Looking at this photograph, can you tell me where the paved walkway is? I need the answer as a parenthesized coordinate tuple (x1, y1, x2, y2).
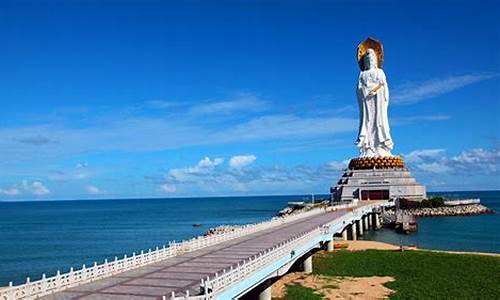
(42, 208, 349, 300)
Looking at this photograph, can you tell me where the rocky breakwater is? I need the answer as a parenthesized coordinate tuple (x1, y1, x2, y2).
(277, 200, 329, 217)
(204, 199, 330, 237)
(204, 224, 246, 236)
(404, 204, 493, 217)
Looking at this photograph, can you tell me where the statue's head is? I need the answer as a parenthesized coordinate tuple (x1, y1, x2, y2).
(364, 48, 377, 70)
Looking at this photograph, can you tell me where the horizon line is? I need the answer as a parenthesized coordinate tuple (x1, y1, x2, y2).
(1, 189, 499, 203)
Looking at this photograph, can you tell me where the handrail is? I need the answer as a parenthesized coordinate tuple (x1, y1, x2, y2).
(0, 202, 355, 300)
(166, 202, 381, 300)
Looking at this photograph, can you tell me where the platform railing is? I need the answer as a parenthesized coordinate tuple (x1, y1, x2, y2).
(0, 202, 356, 300)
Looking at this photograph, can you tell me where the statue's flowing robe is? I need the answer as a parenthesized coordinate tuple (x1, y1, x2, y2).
(356, 67, 393, 157)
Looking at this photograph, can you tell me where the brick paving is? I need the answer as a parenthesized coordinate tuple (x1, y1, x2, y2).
(41, 208, 349, 300)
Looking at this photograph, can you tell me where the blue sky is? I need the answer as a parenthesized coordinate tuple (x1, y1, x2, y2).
(0, 0, 499, 200)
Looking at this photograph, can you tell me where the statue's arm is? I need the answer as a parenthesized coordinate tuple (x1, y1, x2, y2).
(357, 76, 368, 98)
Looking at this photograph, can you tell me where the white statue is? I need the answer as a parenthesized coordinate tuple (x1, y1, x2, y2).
(356, 40, 394, 157)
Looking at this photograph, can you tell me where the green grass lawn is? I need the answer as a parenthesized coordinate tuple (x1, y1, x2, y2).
(312, 250, 500, 299)
(281, 284, 323, 300)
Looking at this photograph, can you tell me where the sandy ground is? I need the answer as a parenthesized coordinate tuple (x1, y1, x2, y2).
(418, 248, 500, 257)
(272, 272, 394, 300)
(337, 240, 401, 251)
(340, 240, 500, 257)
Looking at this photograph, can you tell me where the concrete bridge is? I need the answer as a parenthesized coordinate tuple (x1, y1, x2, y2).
(0, 201, 390, 300)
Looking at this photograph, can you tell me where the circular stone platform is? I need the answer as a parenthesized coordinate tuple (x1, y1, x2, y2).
(348, 156, 405, 170)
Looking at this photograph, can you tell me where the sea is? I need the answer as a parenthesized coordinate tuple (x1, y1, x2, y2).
(0, 191, 498, 286)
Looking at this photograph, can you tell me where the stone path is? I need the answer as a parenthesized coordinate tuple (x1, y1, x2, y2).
(41, 209, 348, 300)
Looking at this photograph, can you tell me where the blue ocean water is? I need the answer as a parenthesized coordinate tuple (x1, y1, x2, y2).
(363, 191, 500, 254)
(0, 191, 498, 286)
(0, 195, 297, 286)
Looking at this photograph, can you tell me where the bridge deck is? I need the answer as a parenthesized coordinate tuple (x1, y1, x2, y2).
(41, 208, 351, 300)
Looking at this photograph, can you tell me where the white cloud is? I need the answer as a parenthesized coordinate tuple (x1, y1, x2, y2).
(404, 149, 446, 164)
(1, 181, 50, 197)
(449, 148, 500, 174)
(392, 73, 496, 105)
(74, 173, 88, 179)
(160, 155, 349, 195)
(76, 162, 88, 169)
(405, 148, 499, 175)
(23, 180, 50, 195)
(214, 115, 356, 142)
(146, 100, 184, 110)
(189, 94, 267, 115)
(160, 183, 176, 193)
(229, 155, 256, 169)
(324, 159, 350, 171)
(197, 157, 224, 169)
(415, 162, 452, 173)
(86, 185, 100, 194)
(0, 187, 20, 196)
(48, 168, 89, 181)
(392, 115, 450, 126)
(156, 147, 499, 196)
(167, 157, 224, 183)
(0, 105, 359, 166)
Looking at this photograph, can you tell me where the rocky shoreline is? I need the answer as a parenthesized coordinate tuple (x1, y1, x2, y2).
(204, 200, 330, 236)
(205, 200, 494, 237)
(204, 224, 246, 236)
(397, 204, 494, 217)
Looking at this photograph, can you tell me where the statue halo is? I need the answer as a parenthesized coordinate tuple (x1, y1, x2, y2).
(357, 37, 384, 70)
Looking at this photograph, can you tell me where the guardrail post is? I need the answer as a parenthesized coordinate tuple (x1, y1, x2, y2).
(82, 264, 87, 280)
(6, 281, 14, 300)
(41, 273, 47, 291)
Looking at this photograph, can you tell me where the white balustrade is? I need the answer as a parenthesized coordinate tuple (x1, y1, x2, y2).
(167, 202, 381, 300)
(0, 202, 358, 300)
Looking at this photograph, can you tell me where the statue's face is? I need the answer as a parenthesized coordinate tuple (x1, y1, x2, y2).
(364, 49, 377, 70)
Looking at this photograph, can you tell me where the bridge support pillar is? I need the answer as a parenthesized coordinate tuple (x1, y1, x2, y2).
(374, 213, 381, 229)
(258, 285, 272, 300)
(367, 213, 372, 229)
(303, 254, 313, 274)
(363, 216, 368, 231)
(326, 237, 334, 252)
(358, 219, 364, 236)
(342, 228, 348, 240)
(351, 222, 357, 241)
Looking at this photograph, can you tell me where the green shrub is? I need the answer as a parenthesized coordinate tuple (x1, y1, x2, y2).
(398, 196, 446, 209)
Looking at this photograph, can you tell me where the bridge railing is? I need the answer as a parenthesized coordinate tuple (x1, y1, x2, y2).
(203, 226, 324, 295)
(0, 202, 355, 300)
(167, 202, 377, 300)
